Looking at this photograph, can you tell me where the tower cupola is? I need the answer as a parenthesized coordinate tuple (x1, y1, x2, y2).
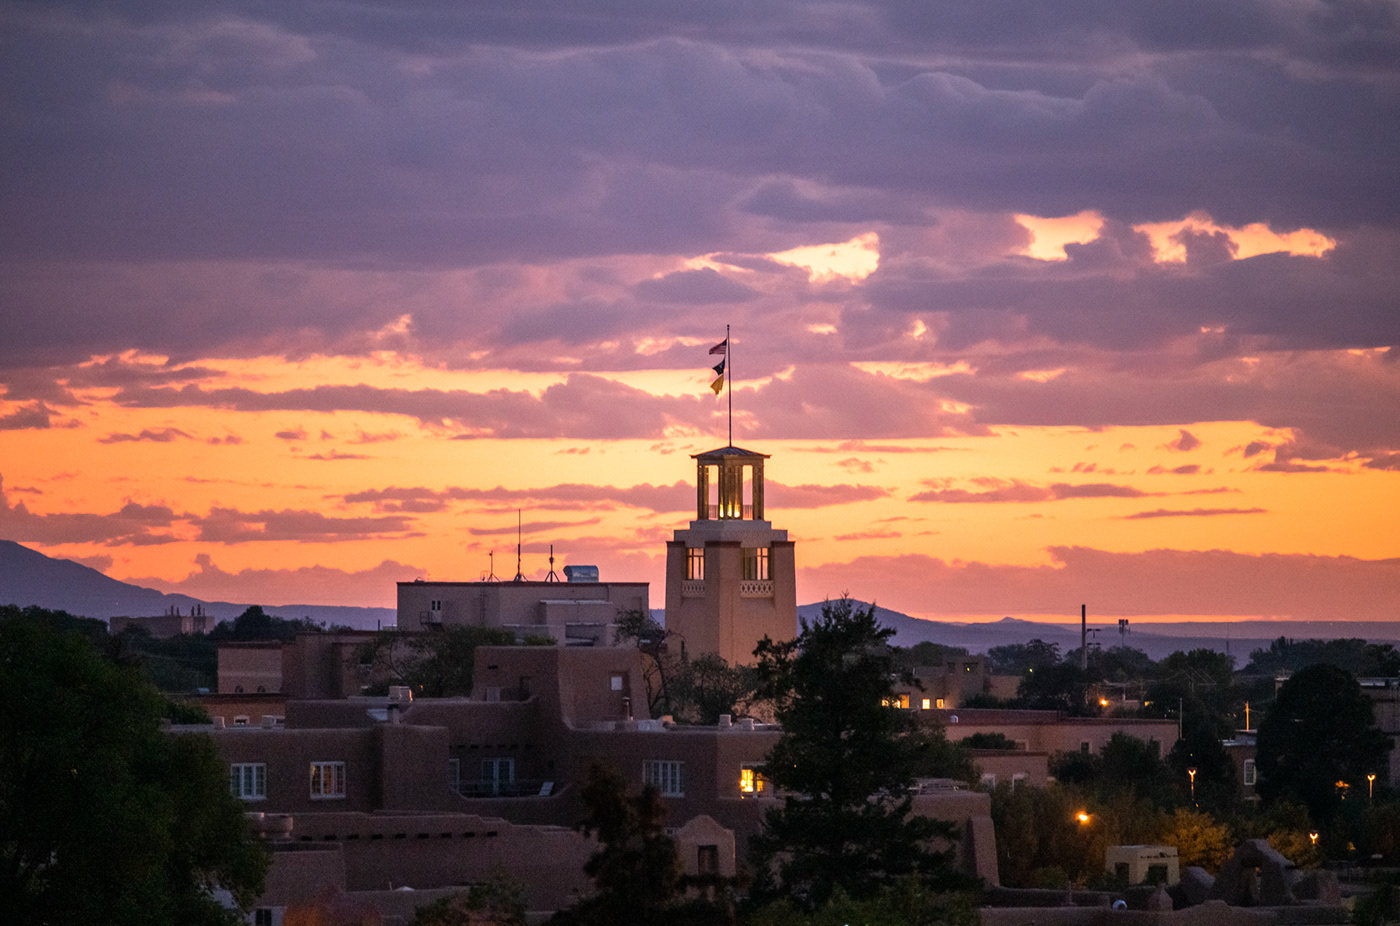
(693, 445, 768, 521)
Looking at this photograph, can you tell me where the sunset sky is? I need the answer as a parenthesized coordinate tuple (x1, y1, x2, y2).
(2, 2, 1399, 624)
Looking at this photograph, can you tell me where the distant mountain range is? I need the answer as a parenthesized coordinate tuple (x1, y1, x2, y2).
(798, 601, 1400, 662)
(0, 539, 395, 630)
(7, 538, 1400, 655)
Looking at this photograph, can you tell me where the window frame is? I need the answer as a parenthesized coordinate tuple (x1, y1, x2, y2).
(229, 762, 267, 801)
(644, 759, 685, 797)
(1243, 758, 1257, 786)
(739, 763, 767, 796)
(740, 546, 770, 581)
(309, 761, 346, 800)
(686, 547, 705, 580)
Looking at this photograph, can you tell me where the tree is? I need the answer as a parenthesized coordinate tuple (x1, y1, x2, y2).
(748, 598, 968, 910)
(986, 639, 1060, 676)
(355, 626, 520, 697)
(410, 874, 528, 926)
(1255, 662, 1392, 823)
(0, 606, 269, 925)
(209, 605, 321, 642)
(549, 764, 730, 926)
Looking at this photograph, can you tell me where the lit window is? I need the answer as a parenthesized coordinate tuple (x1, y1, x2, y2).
(740, 547, 770, 581)
(921, 698, 931, 710)
(229, 763, 266, 801)
(686, 548, 705, 580)
(644, 760, 684, 797)
(233, 715, 249, 726)
(935, 698, 945, 709)
(1243, 760, 1257, 786)
(310, 761, 346, 799)
(610, 674, 624, 692)
(881, 694, 910, 709)
(740, 765, 767, 795)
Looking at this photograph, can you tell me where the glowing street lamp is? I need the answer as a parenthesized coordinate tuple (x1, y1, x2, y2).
(1309, 831, 1319, 847)
(1369, 773, 1377, 803)
(1187, 767, 1197, 803)
(1077, 811, 1091, 824)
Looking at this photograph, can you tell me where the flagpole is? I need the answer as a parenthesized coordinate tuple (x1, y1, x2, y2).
(727, 323, 732, 447)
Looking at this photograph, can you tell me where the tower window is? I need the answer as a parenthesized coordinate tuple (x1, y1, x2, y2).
(741, 547, 769, 581)
(686, 547, 705, 580)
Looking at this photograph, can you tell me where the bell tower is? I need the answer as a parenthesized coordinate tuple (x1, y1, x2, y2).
(664, 445, 797, 665)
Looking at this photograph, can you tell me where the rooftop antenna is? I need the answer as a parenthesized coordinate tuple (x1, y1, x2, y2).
(485, 550, 497, 582)
(512, 511, 525, 582)
(545, 544, 560, 583)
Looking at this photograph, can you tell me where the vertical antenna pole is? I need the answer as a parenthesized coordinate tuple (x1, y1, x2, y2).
(512, 510, 524, 582)
(727, 323, 732, 447)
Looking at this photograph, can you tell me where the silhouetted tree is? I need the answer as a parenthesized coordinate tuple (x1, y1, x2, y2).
(1256, 663, 1392, 822)
(0, 607, 268, 925)
(748, 598, 968, 910)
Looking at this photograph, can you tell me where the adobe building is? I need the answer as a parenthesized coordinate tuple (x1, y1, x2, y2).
(204, 644, 999, 921)
(664, 446, 797, 665)
(396, 570, 647, 646)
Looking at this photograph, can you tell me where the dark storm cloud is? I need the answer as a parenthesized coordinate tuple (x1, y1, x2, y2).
(1, 0, 1397, 457)
(3, 3, 1397, 274)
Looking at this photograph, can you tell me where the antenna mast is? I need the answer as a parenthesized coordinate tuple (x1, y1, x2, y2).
(486, 550, 497, 582)
(512, 510, 525, 582)
(545, 544, 559, 583)
(727, 323, 732, 446)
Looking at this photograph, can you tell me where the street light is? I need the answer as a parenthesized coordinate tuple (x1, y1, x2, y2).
(1187, 767, 1197, 804)
(1369, 773, 1377, 803)
(1309, 831, 1319, 846)
(1077, 811, 1091, 824)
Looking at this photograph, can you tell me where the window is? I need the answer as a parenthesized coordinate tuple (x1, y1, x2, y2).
(921, 698, 931, 710)
(1080, 742, 1091, 754)
(233, 715, 249, 725)
(686, 547, 705, 580)
(310, 761, 346, 799)
(697, 844, 719, 876)
(230, 763, 266, 801)
(430, 599, 442, 611)
(935, 698, 945, 709)
(739, 764, 767, 796)
(980, 773, 996, 789)
(1243, 759, 1257, 786)
(449, 758, 461, 794)
(481, 758, 514, 796)
(882, 694, 910, 709)
(644, 760, 684, 797)
(740, 547, 769, 581)
(254, 909, 273, 926)
(610, 674, 624, 692)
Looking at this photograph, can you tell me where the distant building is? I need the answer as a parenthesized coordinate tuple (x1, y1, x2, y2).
(664, 446, 797, 665)
(110, 604, 212, 638)
(396, 573, 647, 646)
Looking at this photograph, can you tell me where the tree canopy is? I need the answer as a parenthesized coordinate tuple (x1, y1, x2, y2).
(0, 605, 269, 925)
(748, 599, 969, 909)
(1255, 662, 1392, 822)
